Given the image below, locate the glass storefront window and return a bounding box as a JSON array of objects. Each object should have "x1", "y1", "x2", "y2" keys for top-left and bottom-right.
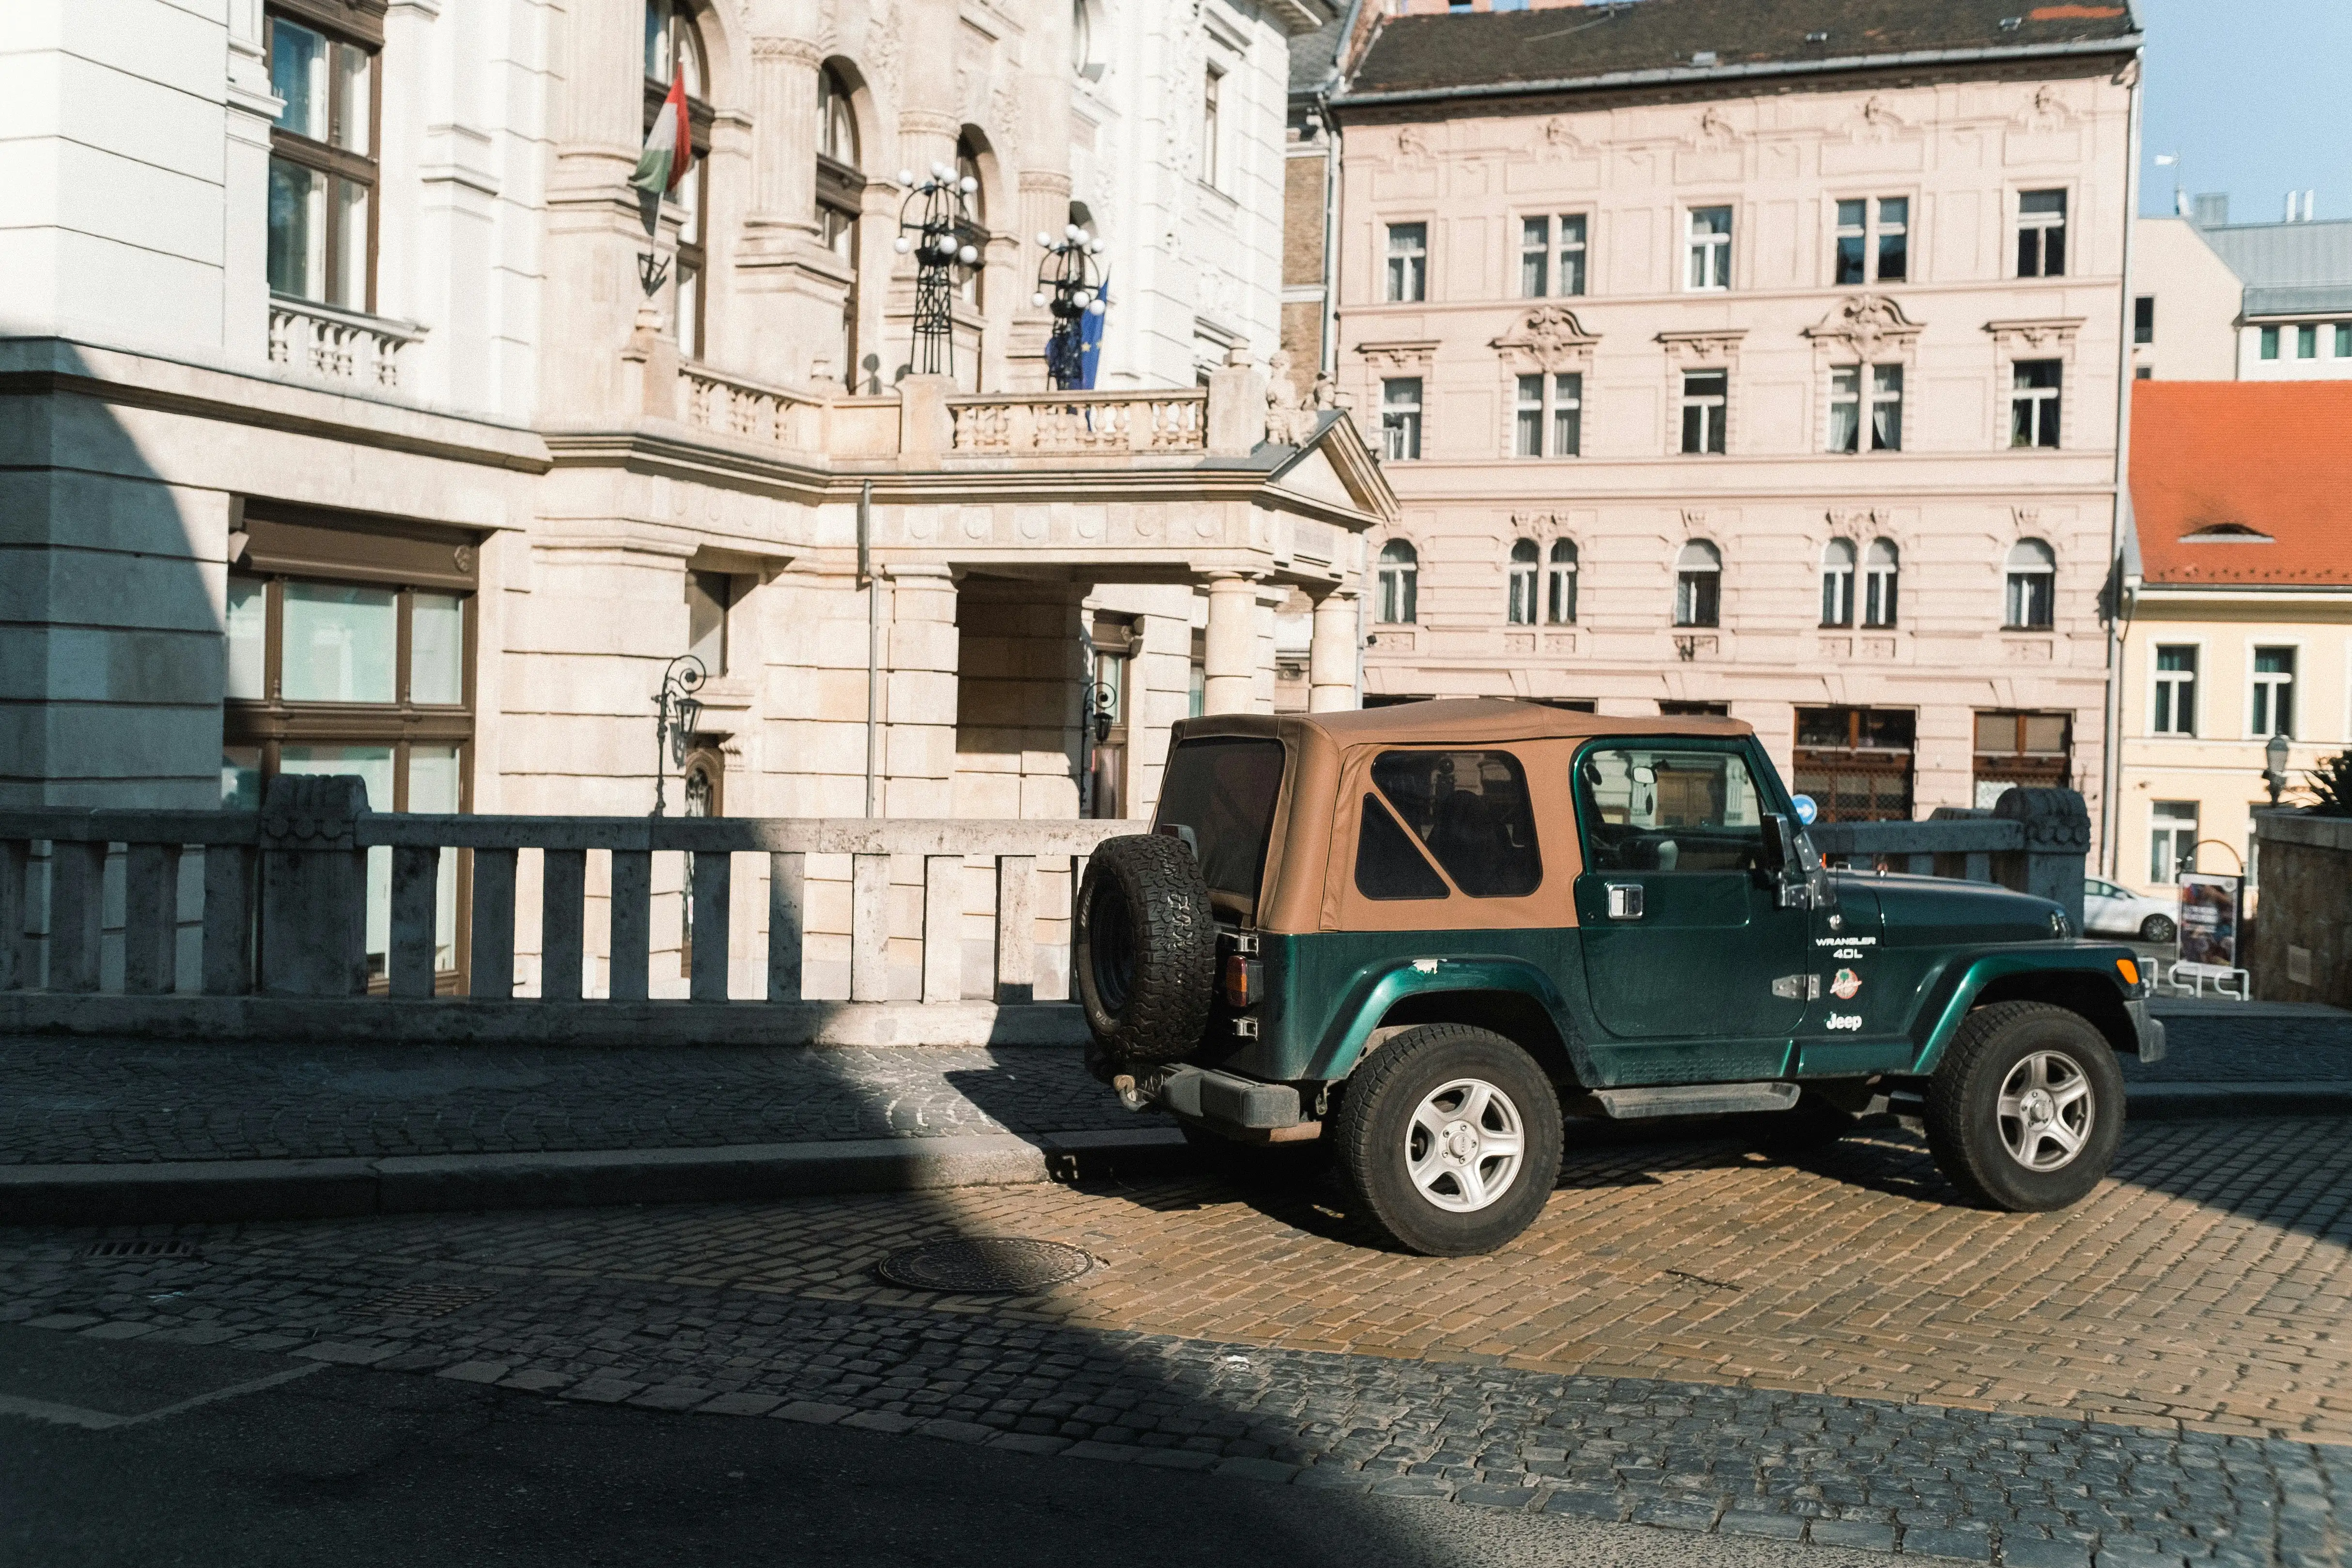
[{"x1": 282, "y1": 582, "x2": 397, "y2": 702}]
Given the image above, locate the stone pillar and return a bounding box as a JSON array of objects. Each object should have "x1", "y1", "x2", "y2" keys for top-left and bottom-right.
[
  {"x1": 746, "y1": 38, "x2": 821, "y2": 251},
  {"x1": 1309, "y1": 590, "x2": 1359, "y2": 712},
  {"x1": 222, "y1": 0, "x2": 278, "y2": 366},
  {"x1": 258, "y1": 775, "x2": 371, "y2": 997},
  {"x1": 880, "y1": 563, "x2": 961, "y2": 819},
  {"x1": 1202, "y1": 573, "x2": 1258, "y2": 715},
  {"x1": 1206, "y1": 347, "x2": 1268, "y2": 455}
]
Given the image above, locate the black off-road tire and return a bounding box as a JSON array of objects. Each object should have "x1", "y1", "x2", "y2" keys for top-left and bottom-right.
[
  {"x1": 1924, "y1": 1001, "x2": 2123, "y2": 1212},
  {"x1": 1073, "y1": 835, "x2": 1216, "y2": 1065},
  {"x1": 1330, "y1": 1025, "x2": 1563, "y2": 1257},
  {"x1": 2139, "y1": 913, "x2": 2177, "y2": 945}
]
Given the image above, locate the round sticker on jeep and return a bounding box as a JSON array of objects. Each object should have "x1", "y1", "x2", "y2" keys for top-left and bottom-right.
[{"x1": 1830, "y1": 968, "x2": 1862, "y2": 1000}]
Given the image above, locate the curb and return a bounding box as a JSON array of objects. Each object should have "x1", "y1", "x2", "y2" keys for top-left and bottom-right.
[
  {"x1": 2120, "y1": 1080, "x2": 2352, "y2": 1119},
  {"x1": 0, "y1": 1127, "x2": 1194, "y2": 1226}
]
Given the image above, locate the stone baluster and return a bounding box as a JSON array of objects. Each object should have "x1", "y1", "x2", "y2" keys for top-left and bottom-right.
[
  {"x1": 389, "y1": 844, "x2": 440, "y2": 999},
  {"x1": 258, "y1": 776, "x2": 370, "y2": 997}
]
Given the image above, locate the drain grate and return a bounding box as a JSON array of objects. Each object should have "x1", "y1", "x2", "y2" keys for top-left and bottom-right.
[
  {"x1": 82, "y1": 1239, "x2": 202, "y2": 1261},
  {"x1": 363, "y1": 1283, "x2": 495, "y2": 1320},
  {"x1": 876, "y1": 1237, "x2": 1094, "y2": 1295}
]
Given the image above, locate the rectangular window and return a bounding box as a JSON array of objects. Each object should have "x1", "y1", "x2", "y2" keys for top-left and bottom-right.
[
  {"x1": 1519, "y1": 218, "x2": 1548, "y2": 299},
  {"x1": 1975, "y1": 710, "x2": 2072, "y2": 806},
  {"x1": 2261, "y1": 325, "x2": 2280, "y2": 360},
  {"x1": 1512, "y1": 373, "x2": 1580, "y2": 457},
  {"x1": 1870, "y1": 363, "x2": 1903, "y2": 451},
  {"x1": 2010, "y1": 359, "x2": 2062, "y2": 448},
  {"x1": 686, "y1": 570, "x2": 733, "y2": 677},
  {"x1": 2152, "y1": 645, "x2": 2198, "y2": 735},
  {"x1": 2337, "y1": 324, "x2": 2351, "y2": 357},
  {"x1": 1685, "y1": 206, "x2": 1732, "y2": 290},
  {"x1": 1381, "y1": 377, "x2": 1422, "y2": 461},
  {"x1": 1558, "y1": 214, "x2": 1588, "y2": 295},
  {"x1": 1577, "y1": 748, "x2": 1764, "y2": 872},
  {"x1": 1385, "y1": 222, "x2": 1427, "y2": 303},
  {"x1": 1680, "y1": 370, "x2": 1727, "y2": 454},
  {"x1": 1835, "y1": 196, "x2": 1908, "y2": 285},
  {"x1": 1828, "y1": 366, "x2": 1860, "y2": 453},
  {"x1": 2150, "y1": 801, "x2": 2198, "y2": 883},
  {"x1": 1369, "y1": 749, "x2": 1542, "y2": 898},
  {"x1": 2016, "y1": 188, "x2": 2067, "y2": 278},
  {"x1": 2300, "y1": 323, "x2": 2319, "y2": 359},
  {"x1": 2134, "y1": 296, "x2": 2155, "y2": 344},
  {"x1": 1201, "y1": 67, "x2": 1222, "y2": 189},
  {"x1": 1792, "y1": 707, "x2": 1917, "y2": 823},
  {"x1": 2252, "y1": 646, "x2": 2296, "y2": 737},
  {"x1": 266, "y1": 8, "x2": 381, "y2": 310}
]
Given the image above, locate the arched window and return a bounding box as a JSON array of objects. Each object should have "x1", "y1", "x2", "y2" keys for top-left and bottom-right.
[
  {"x1": 1820, "y1": 538, "x2": 1856, "y2": 627},
  {"x1": 1674, "y1": 540, "x2": 1721, "y2": 628},
  {"x1": 1506, "y1": 540, "x2": 1539, "y2": 625},
  {"x1": 2004, "y1": 538, "x2": 2055, "y2": 630},
  {"x1": 1377, "y1": 541, "x2": 1418, "y2": 624},
  {"x1": 956, "y1": 135, "x2": 988, "y2": 307},
  {"x1": 644, "y1": 0, "x2": 711, "y2": 358},
  {"x1": 1863, "y1": 538, "x2": 1899, "y2": 628},
  {"x1": 1071, "y1": 0, "x2": 1098, "y2": 78},
  {"x1": 816, "y1": 63, "x2": 864, "y2": 388},
  {"x1": 1546, "y1": 540, "x2": 1578, "y2": 625}
]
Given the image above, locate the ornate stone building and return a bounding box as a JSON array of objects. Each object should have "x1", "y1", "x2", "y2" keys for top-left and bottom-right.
[
  {"x1": 1327, "y1": 1, "x2": 2138, "y2": 831},
  {"x1": 4, "y1": 0, "x2": 1381, "y2": 998}
]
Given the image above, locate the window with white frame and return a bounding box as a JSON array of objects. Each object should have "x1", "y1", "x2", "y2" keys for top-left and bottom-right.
[
  {"x1": 1380, "y1": 377, "x2": 1422, "y2": 460},
  {"x1": 1201, "y1": 66, "x2": 1223, "y2": 189},
  {"x1": 1835, "y1": 197, "x2": 1908, "y2": 285},
  {"x1": 1519, "y1": 214, "x2": 1587, "y2": 297},
  {"x1": 1862, "y1": 538, "x2": 1899, "y2": 628},
  {"x1": 2150, "y1": 800, "x2": 2197, "y2": 883},
  {"x1": 1680, "y1": 370, "x2": 1727, "y2": 454},
  {"x1": 2010, "y1": 359, "x2": 2061, "y2": 448},
  {"x1": 1513, "y1": 373, "x2": 1581, "y2": 457},
  {"x1": 1674, "y1": 540, "x2": 1721, "y2": 627},
  {"x1": 1828, "y1": 364, "x2": 1903, "y2": 452},
  {"x1": 1385, "y1": 223, "x2": 1426, "y2": 302},
  {"x1": 1507, "y1": 540, "x2": 1539, "y2": 625},
  {"x1": 1546, "y1": 540, "x2": 1577, "y2": 624},
  {"x1": 1685, "y1": 206, "x2": 1732, "y2": 290},
  {"x1": 2004, "y1": 538, "x2": 2056, "y2": 630},
  {"x1": 2017, "y1": 189, "x2": 2067, "y2": 278},
  {"x1": 1376, "y1": 540, "x2": 1418, "y2": 623},
  {"x1": 2252, "y1": 646, "x2": 2297, "y2": 737},
  {"x1": 1821, "y1": 539, "x2": 1856, "y2": 626},
  {"x1": 2152, "y1": 645, "x2": 2197, "y2": 735}
]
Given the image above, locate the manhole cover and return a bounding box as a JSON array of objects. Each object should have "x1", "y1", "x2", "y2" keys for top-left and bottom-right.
[
  {"x1": 363, "y1": 1283, "x2": 494, "y2": 1320},
  {"x1": 876, "y1": 1238, "x2": 1094, "y2": 1294},
  {"x1": 82, "y1": 1239, "x2": 202, "y2": 1261}
]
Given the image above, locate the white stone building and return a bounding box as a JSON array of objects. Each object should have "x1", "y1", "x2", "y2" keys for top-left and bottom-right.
[
  {"x1": 1327, "y1": 1, "x2": 2138, "y2": 833},
  {"x1": 2, "y1": 0, "x2": 1382, "y2": 998}
]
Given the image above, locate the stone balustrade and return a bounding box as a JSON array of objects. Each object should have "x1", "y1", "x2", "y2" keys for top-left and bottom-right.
[
  {"x1": 0, "y1": 777, "x2": 1133, "y2": 1044},
  {"x1": 679, "y1": 364, "x2": 826, "y2": 450},
  {"x1": 947, "y1": 390, "x2": 1207, "y2": 456},
  {"x1": 266, "y1": 295, "x2": 427, "y2": 391},
  {"x1": 1808, "y1": 788, "x2": 2089, "y2": 930}
]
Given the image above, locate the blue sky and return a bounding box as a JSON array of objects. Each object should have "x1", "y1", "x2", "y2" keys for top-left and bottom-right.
[{"x1": 2136, "y1": 0, "x2": 2352, "y2": 222}]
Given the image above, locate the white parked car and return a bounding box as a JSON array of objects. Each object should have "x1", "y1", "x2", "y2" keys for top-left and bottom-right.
[{"x1": 2084, "y1": 878, "x2": 2178, "y2": 944}]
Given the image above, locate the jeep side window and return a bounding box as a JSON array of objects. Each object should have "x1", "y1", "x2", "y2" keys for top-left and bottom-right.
[
  {"x1": 1368, "y1": 749, "x2": 1542, "y2": 897},
  {"x1": 1355, "y1": 794, "x2": 1452, "y2": 900},
  {"x1": 1576, "y1": 747, "x2": 1765, "y2": 873}
]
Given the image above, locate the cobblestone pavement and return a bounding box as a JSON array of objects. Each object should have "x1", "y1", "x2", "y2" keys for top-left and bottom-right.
[
  {"x1": 1, "y1": 1005, "x2": 2343, "y2": 1168},
  {"x1": 4, "y1": 1117, "x2": 2347, "y2": 1564},
  {"x1": 0, "y1": 1038, "x2": 1151, "y2": 1165}
]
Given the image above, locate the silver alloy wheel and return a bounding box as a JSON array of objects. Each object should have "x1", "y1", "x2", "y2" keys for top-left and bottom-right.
[
  {"x1": 1405, "y1": 1077, "x2": 1526, "y2": 1212},
  {"x1": 1996, "y1": 1050, "x2": 2095, "y2": 1171}
]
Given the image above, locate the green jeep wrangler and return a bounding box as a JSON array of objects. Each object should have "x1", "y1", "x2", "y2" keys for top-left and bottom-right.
[{"x1": 1074, "y1": 700, "x2": 2164, "y2": 1257}]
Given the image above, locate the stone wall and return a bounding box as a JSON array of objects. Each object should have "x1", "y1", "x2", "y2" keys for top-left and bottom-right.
[{"x1": 2250, "y1": 812, "x2": 2352, "y2": 1007}]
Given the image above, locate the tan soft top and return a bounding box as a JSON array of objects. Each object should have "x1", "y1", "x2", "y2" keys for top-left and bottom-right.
[{"x1": 1165, "y1": 699, "x2": 1754, "y2": 932}]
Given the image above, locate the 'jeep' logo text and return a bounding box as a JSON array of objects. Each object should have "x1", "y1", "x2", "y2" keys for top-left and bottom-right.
[{"x1": 1825, "y1": 1013, "x2": 1863, "y2": 1032}]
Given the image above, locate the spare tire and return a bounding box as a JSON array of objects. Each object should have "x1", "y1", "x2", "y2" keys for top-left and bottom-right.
[{"x1": 1074, "y1": 834, "x2": 1216, "y2": 1064}]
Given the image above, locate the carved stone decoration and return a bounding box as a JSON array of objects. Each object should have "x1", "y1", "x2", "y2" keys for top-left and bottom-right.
[
  {"x1": 1263, "y1": 351, "x2": 1317, "y2": 447},
  {"x1": 1491, "y1": 305, "x2": 1599, "y2": 372},
  {"x1": 1395, "y1": 125, "x2": 1433, "y2": 162},
  {"x1": 1681, "y1": 508, "x2": 1709, "y2": 528},
  {"x1": 1696, "y1": 105, "x2": 1736, "y2": 145},
  {"x1": 1804, "y1": 294, "x2": 1924, "y2": 360},
  {"x1": 2011, "y1": 505, "x2": 2042, "y2": 530},
  {"x1": 1854, "y1": 93, "x2": 1906, "y2": 140},
  {"x1": 1984, "y1": 318, "x2": 2085, "y2": 353},
  {"x1": 2015, "y1": 82, "x2": 2074, "y2": 129},
  {"x1": 1827, "y1": 507, "x2": 1886, "y2": 540},
  {"x1": 1656, "y1": 329, "x2": 1745, "y2": 365},
  {"x1": 991, "y1": 79, "x2": 1023, "y2": 167},
  {"x1": 1542, "y1": 116, "x2": 1583, "y2": 151},
  {"x1": 865, "y1": 2, "x2": 901, "y2": 102},
  {"x1": 1354, "y1": 340, "x2": 1438, "y2": 373}
]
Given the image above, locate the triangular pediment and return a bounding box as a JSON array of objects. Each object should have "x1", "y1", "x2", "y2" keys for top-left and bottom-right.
[
  {"x1": 1271, "y1": 443, "x2": 1353, "y2": 509},
  {"x1": 1260, "y1": 410, "x2": 1399, "y2": 526}
]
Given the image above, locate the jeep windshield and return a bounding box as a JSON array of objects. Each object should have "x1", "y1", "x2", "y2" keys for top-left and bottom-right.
[{"x1": 1151, "y1": 736, "x2": 1286, "y2": 913}]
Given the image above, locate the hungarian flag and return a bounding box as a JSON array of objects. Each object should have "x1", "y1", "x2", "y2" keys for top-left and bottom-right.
[{"x1": 632, "y1": 70, "x2": 691, "y2": 198}]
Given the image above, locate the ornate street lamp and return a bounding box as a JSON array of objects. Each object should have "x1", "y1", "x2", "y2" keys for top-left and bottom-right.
[
  {"x1": 1031, "y1": 225, "x2": 1106, "y2": 391},
  {"x1": 2263, "y1": 732, "x2": 2292, "y2": 807},
  {"x1": 651, "y1": 653, "x2": 708, "y2": 817},
  {"x1": 893, "y1": 164, "x2": 985, "y2": 378}
]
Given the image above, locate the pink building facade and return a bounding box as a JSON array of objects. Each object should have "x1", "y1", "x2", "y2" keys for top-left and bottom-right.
[{"x1": 1330, "y1": 5, "x2": 2138, "y2": 827}]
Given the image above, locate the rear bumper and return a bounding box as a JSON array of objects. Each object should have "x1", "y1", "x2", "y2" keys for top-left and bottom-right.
[
  {"x1": 1156, "y1": 1065, "x2": 1313, "y2": 1139},
  {"x1": 2127, "y1": 996, "x2": 2167, "y2": 1063}
]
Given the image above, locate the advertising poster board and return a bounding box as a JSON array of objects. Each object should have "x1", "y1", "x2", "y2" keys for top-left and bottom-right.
[{"x1": 2175, "y1": 872, "x2": 2242, "y2": 973}]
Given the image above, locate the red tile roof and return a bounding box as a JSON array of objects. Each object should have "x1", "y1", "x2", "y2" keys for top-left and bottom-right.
[{"x1": 2131, "y1": 381, "x2": 2352, "y2": 588}]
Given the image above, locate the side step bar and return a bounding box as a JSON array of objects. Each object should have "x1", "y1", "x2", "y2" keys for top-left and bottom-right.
[{"x1": 1593, "y1": 1082, "x2": 1801, "y2": 1120}]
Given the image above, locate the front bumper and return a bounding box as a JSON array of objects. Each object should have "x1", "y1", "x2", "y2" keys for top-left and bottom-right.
[{"x1": 2127, "y1": 995, "x2": 2167, "y2": 1063}]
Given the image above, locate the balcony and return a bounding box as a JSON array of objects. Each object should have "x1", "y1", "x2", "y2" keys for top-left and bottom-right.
[{"x1": 267, "y1": 294, "x2": 428, "y2": 392}]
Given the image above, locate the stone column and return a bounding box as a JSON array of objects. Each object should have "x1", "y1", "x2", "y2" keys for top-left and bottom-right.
[
  {"x1": 1309, "y1": 590, "x2": 1359, "y2": 712},
  {"x1": 1202, "y1": 573, "x2": 1258, "y2": 715},
  {"x1": 746, "y1": 37, "x2": 822, "y2": 253}
]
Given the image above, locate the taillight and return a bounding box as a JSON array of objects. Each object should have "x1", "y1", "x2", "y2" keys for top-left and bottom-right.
[{"x1": 1222, "y1": 956, "x2": 1262, "y2": 1009}]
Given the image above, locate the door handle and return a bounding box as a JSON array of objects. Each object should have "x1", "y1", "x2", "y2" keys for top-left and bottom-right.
[{"x1": 1605, "y1": 883, "x2": 1644, "y2": 921}]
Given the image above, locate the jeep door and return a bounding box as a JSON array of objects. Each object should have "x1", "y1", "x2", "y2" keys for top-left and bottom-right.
[{"x1": 1570, "y1": 739, "x2": 1807, "y2": 1067}]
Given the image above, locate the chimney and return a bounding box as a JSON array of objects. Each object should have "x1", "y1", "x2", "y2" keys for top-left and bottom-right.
[{"x1": 2191, "y1": 192, "x2": 2229, "y2": 229}]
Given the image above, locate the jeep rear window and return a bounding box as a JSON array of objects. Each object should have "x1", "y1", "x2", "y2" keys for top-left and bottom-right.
[
  {"x1": 1369, "y1": 750, "x2": 1542, "y2": 897},
  {"x1": 1153, "y1": 737, "x2": 1287, "y2": 903}
]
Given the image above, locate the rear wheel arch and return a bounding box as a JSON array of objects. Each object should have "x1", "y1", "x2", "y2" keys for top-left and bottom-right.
[{"x1": 1368, "y1": 988, "x2": 1587, "y2": 1090}]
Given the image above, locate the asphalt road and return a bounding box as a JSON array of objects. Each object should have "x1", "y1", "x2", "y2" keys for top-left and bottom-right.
[{"x1": 0, "y1": 1323, "x2": 1931, "y2": 1568}]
